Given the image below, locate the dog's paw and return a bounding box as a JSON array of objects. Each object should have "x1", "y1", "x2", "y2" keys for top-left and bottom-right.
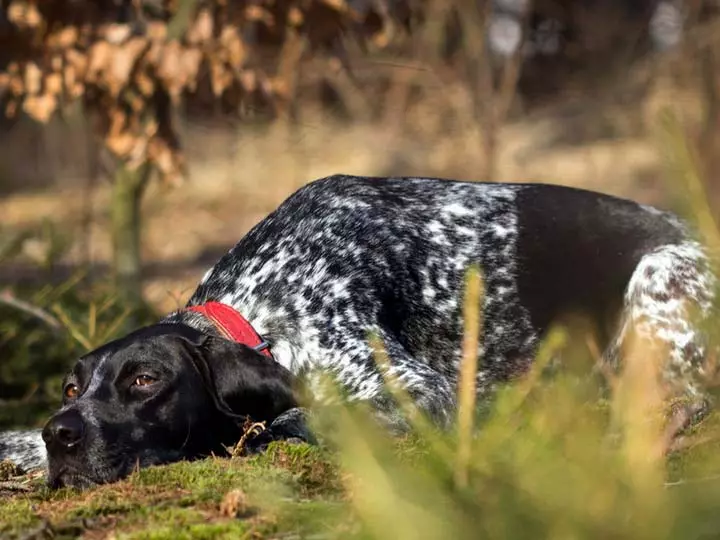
[
  {"x1": 243, "y1": 408, "x2": 316, "y2": 455},
  {"x1": 268, "y1": 408, "x2": 317, "y2": 444}
]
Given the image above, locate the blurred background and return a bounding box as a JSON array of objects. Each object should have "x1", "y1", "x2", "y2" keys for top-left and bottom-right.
[{"x1": 0, "y1": 0, "x2": 719, "y2": 428}]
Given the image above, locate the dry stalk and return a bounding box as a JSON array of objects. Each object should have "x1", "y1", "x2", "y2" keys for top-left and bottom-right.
[
  {"x1": 231, "y1": 418, "x2": 267, "y2": 458},
  {"x1": 454, "y1": 264, "x2": 484, "y2": 489}
]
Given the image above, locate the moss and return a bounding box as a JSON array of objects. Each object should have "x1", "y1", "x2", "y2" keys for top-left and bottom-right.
[
  {"x1": 119, "y1": 520, "x2": 251, "y2": 540},
  {"x1": 0, "y1": 498, "x2": 42, "y2": 537},
  {"x1": 0, "y1": 449, "x2": 351, "y2": 539},
  {"x1": 249, "y1": 441, "x2": 343, "y2": 498}
]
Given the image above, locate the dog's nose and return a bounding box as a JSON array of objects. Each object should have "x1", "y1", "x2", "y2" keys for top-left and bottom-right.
[{"x1": 42, "y1": 409, "x2": 85, "y2": 449}]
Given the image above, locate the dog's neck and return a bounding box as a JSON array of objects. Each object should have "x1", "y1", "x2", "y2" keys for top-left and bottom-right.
[
  {"x1": 162, "y1": 305, "x2": 272, "y2": 359},
  {"x1": 161, "y1": 309, "x2": 223, "y2": 337}
]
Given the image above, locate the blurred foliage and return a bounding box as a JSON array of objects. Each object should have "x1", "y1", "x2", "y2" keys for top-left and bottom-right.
[
  {"x1": 5, "y1": 270, "x2": 720, "y2": 538},
  {"x1": 0, "y1": 220, "x2": 157, "y2": 429},
  {"x1": 0, "y1": 0, "x2": 406, "y2": 183},
  {"x1": 308, "y1": 337, "x2": 720, "y2": 540}
]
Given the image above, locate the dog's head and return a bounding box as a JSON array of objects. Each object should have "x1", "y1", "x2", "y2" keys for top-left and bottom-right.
[{"x1": 42, "y1": 323, "x2": 297, "y2": 489}]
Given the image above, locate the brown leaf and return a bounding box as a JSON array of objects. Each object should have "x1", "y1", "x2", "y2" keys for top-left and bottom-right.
[
  {"x1": 157, "y1": 40, "x2": 182, "y2": 79},
  {"x1": 70, "y1": 82, "x2": 84, "y2": 99},
  {"x1": 134, "y1": 70, "x2": 155, "y2": 97},
  {"x1": 219, "y1": 489, "x2": 249, "y2": 518},
  {"x1": 9, "y1": 75, "x2": 24, "y2": 95},
  {"x1": 146, "y1": 21, "x2": 168, "y2": 42},
  {"x1": 102, "y1": 23, "x2": 133, "y2": 45},
  {"x1": 129, "y1": 94, "x2": 145, "y2": 113},
  {"x1": 319, "y1": 0, "x2": 350, "y2": 12},
  {"x1": 146, "y1": 131, "x2": 185, "y2": 186},
  {"x1": 187, "y1": 9, "x2": 214, "y2": 44},
  {"x1": 7, "y1": 1, "x2": 43, "y2": 29},
  {"x1": 50, "y1": 55, "x2": 63, "y2": 72},
  {"x1": 149, "y1": 137, "x2": 174, "y2": 173},
  {"x1": 65, "y1": 50, "x2": 88, "y2": 80},
  {"x1": 106, "y1": 131, "x2": 136, "y2": 157},
  {"x1": 270, "y1": 77, "x2": 289, "y2": 99},
  {"x1": 24, "y1": 62, "x2": 43, "y2": 95},
  {"x1": 23, "y1": 93, "x2": 57, "y2": 123},
  {"x1": 238, "y1": 70, "x2": 257, "y2": 93},
  {"x1": 48, "y1": 27, "x2": 79, "y2": 49},
  {"x1": 258, "y1": 76, "x2": 274, "y2": 98},
  {"x1": 372, "y1": 29, "x2": 391, "y2": 49},
  {"x1": 123, "y1": 121, "x2": 158, "y2": 169},
  {"x1": 220, "y1": 27, "x2": 245, "y2": 69},
  {"x1": 244, "y1": 5, "x2": 273, "y2": 26},
  {"x1": 145, "y1": 41, "x2": 164, "y2": 66},
  {"x1": 289, "y1": 6, "x2": 304, "y2": 26},
  {"x1": 181, "y1": 48, "x2": 203, "y2": 92},
  {"x1": 143, "y1": 119, "x2": 159, "y2": 138},
  {"x1": 108, "y1": 37, "x2": 148, "y2": 96},
  {"x1": 109, "y1": 108, "x2": 128, "y2": 136},
  {"x1": 6, "y1": 2, "x2": 24, "y2": 25},
  {"x1": 87, "y1": 42, "x2": 114, "y2": 82},
  {"x1": 44, "y1": 72, "x2": 63, "y2": 96},
  {"x1": 158, "y1": 41, "x2": 188, "y2": 101}
]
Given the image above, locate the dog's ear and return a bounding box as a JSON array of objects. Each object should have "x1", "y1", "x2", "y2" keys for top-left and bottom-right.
[{"x1": 182, "y1": 335, "x2": 298, "y2": 423}]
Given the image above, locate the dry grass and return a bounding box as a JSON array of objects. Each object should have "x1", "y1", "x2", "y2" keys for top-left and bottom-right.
[{"x1": 0, "y1": 98, "x2": 682, "y2": 314}]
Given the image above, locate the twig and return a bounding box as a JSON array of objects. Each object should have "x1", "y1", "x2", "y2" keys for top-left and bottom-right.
[
  {"x1": 230, "y1": 419, "x2": 267, "y2": 458},
  {"x1": 665, "y1": 473, "x2": 720, "y2": 488},
  {"x1": 0, "y1": 289, "x2": 62, "y2": 332},
  {"x1": 0, "y1": 481, "x2": 32, "y2": 492}
]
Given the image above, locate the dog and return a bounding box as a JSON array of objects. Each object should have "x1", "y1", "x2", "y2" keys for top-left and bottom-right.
[{"x1": 0, "y1": 175, "x2": 716, "y2": 488}]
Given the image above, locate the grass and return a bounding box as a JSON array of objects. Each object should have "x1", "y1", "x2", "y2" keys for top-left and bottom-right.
[
  {"x1": 5, "y1": 313, "x2": 720, "y2": 539},
  {"x1": 0, "y1": 442, "x2": 352, "y2": 539}
]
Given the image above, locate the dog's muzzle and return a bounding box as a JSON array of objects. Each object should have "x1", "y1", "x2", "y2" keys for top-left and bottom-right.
[{"x1": 42, "y1": 409, "x2": 85, "y2": 452}]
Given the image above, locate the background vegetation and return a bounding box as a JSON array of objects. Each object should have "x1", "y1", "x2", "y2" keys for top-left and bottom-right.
[{"x1": 3, "y1": 0, "x2": 720, "y2": 538}]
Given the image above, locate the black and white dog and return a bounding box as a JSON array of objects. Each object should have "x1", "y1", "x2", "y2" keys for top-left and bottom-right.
[{"x1": 0, "y1": 175, "x2": 716, "y2": 488}]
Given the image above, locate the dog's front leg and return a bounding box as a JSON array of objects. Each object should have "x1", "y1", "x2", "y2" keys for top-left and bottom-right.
[
  {"x1": 243, "y1": 407, "x2": 317, "y2": 454},
  {"x1": 0, "y1": 429, "x2": 47, "y2": 472}
]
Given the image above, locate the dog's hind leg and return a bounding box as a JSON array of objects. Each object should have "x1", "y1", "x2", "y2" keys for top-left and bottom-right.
[
  {"x1": 609, "y1": 241, "x2": 717, "y2": 421},
  {"x1": 358, "y1": 329, "x2": 458, "y2": 433}
]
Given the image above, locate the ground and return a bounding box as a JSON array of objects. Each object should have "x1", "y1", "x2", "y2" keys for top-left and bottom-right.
[{"x1": 0, "y1": 441, "x2": 351, "y2": 540}]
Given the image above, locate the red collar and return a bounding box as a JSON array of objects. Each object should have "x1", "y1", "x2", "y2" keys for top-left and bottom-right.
[{"x1": 186, "y1": 301, "x2": 272, "y2": 358}]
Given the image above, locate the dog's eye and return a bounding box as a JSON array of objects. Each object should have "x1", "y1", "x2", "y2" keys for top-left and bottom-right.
[
  {"x1": 64, "y1": 384, "x2": 79, "y2": 399},
  {"x1": 132, "y1": 374, "x2": 157, "y2": 387}
]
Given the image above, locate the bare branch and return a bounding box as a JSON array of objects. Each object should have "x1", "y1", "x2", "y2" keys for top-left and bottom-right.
[{"x1": 0, "y1": 288, "x2": 63, "y2": 332}]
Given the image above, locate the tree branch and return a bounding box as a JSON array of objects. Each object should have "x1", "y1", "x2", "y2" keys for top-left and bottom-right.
[{"x1": 0, "y1": 288, "x2": 63, "y2": 332}]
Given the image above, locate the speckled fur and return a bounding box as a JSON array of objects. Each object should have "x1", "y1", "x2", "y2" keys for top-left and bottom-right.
[
  {"x1": 162, "y1": 175, "x2": 714, "y2": 424},
  {"x1": 163, "y1": 176, "x2": 538, "y2": 426},
  {"x1": 0, "y1": 430, "x2": 47, "y2": 471},
  {"x1": 612, "y1": 241, "x2": 717, "y2": 396}
]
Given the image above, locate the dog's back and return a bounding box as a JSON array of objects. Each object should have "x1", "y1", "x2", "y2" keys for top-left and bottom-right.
[
  {"x1": 513, "y1": 183, "x2": 687, "y2": 337},
  {"x1": 181, "y1": 175, "x2": 710, "y2": 405}
]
